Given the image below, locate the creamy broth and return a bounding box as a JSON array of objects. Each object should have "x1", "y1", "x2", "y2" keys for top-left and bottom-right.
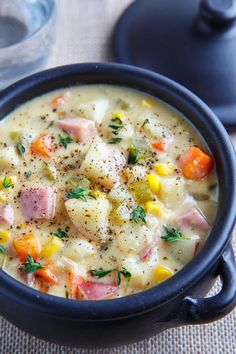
[{"x1": 0, "y1": 85, "x2": 217, "y2": 299}]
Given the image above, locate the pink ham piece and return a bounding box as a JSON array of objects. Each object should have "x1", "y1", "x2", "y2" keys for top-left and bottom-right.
[
  {"x1": 176, "y1": 208, "x2": 210, "y2": 231},
  {"x1": 21, "y1": 187, "x2": 56, "y2": 221},
  {"x1": 139, "y1": 233, "x2": 160, "y2": 262},
  {"x1": 78, "y1": 281, "x2": 119, "y2": 300},
  {"x1": 56, "y1": 117, "x2": 97, "y2": 143},
  {"x1": 0, "y1": 204, "x2": 14, "y2": 226}
]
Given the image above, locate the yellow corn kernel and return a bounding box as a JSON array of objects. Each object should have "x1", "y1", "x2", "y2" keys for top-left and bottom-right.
[
  {"x1": 0, "y1": 176, "x2": 17, "y2": 189},
  {"x1": 146, "y1": 174, "x2": 160, "y2": 195},
  {"x1": 155, "y1": 163, "x2": 174, "y2": 176},
  {"x1": 0, "y1": 191, "x2": 7, "y2": 204},
  {"x1": 153, "y1": 265, "x2": 174, "y2": 283},
  {"x1": 0, "y1": 230, "x2": 10, "y2": 244},
  {"x1": 41, "y1": 237, "x2": 64, "y2": 258},
  {"x1": 92, "y1": 190, "x2": 106, "y2": 198},
  {"x1": 113, "y1": 112, "x2": 124, "y2": 120},
  {"x1": 142, "y1": 99, "x2": 155, "y2": 108},
  {"x1": 145, "y1": 201, "x2": 165, "y2": 217}
]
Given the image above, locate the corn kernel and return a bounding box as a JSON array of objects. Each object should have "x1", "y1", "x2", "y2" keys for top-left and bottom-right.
[
  {"x1": 41, "y1": 237, "x2": 64, "y2": 258},
  {"x1": 155, "y1": 163, "x2": 174, "y2": 176},
  {"x1": 145, "y1": 201, "x2": 165, "y2": 217},
  {"x1": 0, "y1": 176, "x2": 17, "y2": 190},
  {"x1": 0, "y1": 230, "x2": 10, "y2": 244},
  {"x1": 142, "y1": 99, "x2": 155, "y2": 108},
  {"x1": 92, "y1": 190, "x2": 106, "y2": 198},
  {"x1": 113, "y1": 112, "x2": 124, "y2": 120},
  {"x1": 153, "y1": 265, "x2": 174, "y2": 283},
  {"x1": 0, "y1": 191, "x2": 7, "y2": 204},
  {"x1": 146, "y1": 174, "x2": 160, "y2": 195}
]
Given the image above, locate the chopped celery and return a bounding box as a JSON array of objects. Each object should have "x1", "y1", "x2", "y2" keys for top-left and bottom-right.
[
  {"x1": 110, "y1": 203, "x2": 130, "y2": 224},
  {"x1": 117, "y1": 99, "x2": 131, "y2": 110},
  {"x1": 67, "y1": 175, "x2": 90, "y2": 189},
  {"x1": 130, "y1": 180, "x2": 153, "y2": 204},
  {"x1": 44, "y1": 162, "x2": 57, "y2": 181},
  {"x1": 9, "y1": 131, "x2": 23, "y2": 142}
]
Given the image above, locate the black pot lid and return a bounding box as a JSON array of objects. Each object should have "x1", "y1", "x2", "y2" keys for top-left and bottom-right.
[{"x1": 113, "y1": 0, "x2": 236, "y2": 129}]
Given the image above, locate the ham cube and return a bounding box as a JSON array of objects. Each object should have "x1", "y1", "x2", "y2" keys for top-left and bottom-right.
[
  {"x1": 21, "y1": 187, "x2": 56, "y2": 221},
  {"x1": 0, "y1": 204, "x2": 14, "y2": 226},
  {"x1": 56, "y1": 117, "x2": 97, "y2": 143},
  {"x1": 78, "y1": 281, "x2": 119, "y2": 300},
  {"x1": 176, "y1": 208, "x2": 210, "y2": 231}
]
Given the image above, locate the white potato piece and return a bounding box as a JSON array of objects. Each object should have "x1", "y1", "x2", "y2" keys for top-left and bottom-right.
[
  {"x1": 121, "y1": 255, "x2": 153, "y2": 288},
  {"x1": 108, "y1": 183, "x2": 134, "y2": 205},
  {"x1": 80, "y1": 135, "x2": 118, "y2": 189},
  {"x1": 164, "y1": 237, "x2": 200, "y2": 265},
  {"x1": 62, "y1": 239, "x2": 96, "y2": 262},
  {"x1": 77, "y1": 98, "x2": 109, "y2": 124},
  {"x1": 0, "y1": 146, "x2": 19, "y2": 170},
  {"x1": 159, "y1": 177, "x2": 186, "y2": 209},
  {"x1": 65, "y1": 195, "x2": 111, "y2": 242}
]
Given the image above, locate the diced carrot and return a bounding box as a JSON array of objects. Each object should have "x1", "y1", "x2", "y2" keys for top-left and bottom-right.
[
  {"x1": 67, "y1": 269, "x2": 85, "y2": 299},
  {"x1": 152, "y1": 138, "x2": 171, "y2": 152},
  {"x1": 51, "y1": 94, "x2": 67, "y2": 106},
  {"x1": 179, "y1": 147, "x2": 214, "y2": 180},
  {"x1": 36, "y1": 267, "x2": 58, "y2": 285},
  {"x1": 31, "y1": 134, "x2": 55, "y2": 158},
  {"x1": 13, "y1": 233, "x2": 41, "y2": 262}
]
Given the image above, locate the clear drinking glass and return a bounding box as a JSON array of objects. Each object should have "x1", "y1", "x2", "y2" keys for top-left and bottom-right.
[{"x1": 0, "y1": 0, "x2": 57, "y2": 89}]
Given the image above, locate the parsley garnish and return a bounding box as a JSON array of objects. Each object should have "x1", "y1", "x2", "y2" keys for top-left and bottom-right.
[
  {"x1": 46, "y1": 121, "x2": 54, "y2": 129},
  {"x1": 130, "y1": 206, "x2": 147, "y2": 225},
  {"x1": 2, "y1": 177, "x2": 13, "y2": 188},
  {"x1": 128, "y1": 145, "x2": 139, "y2": 164},
  {"x1": 108, "y1": 137, "x2": 122, "y2": 144},
  {"x1": 161, "y1": 226, "x2": 184, "y2": 243},
  {"x1": 90, "y1": 269, "x2": 112, "y2": 278},
  {"x1": 142, "y1": 118, "x2": 149, "y2": 127},
  {"x1": 58, "y1": 134, "x2": 73, "y2": 149},
  {"x1": 22, "y1": 255, "x2": 45, "y2": 273},
  {"x1": 65, "y1": 289, "x2": 69, "y2": 298},
  {"x1": 24, "y1": 171, "x2": 32, "y2": 179},
  {"x1": 0, "y1": 245, "x2": 6, "y2": 253},
  {"x1": 54, "y1": 229, "x2": 69, "y2": 239},
  {"x1": 109, "y1": 116, "x2": 124, "y2": 135},
  {"x1": 66, "y1": 188, "x2": 97, "y2": 201},
  {"x1": 17, "y1": 143, "x2": 26, "y2": 158},
  {"x1": 90, "y1": 267, "x2": 132, "y2": 285}
]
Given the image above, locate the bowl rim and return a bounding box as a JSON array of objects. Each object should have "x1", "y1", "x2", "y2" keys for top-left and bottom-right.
[{"x1": 0, "y1": 62, "x2": 235, "y2": 321}]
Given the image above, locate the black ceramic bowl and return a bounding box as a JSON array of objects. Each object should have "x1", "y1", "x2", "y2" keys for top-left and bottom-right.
[{"x1": 0, "y1": 63, "x2": 235, "y2": 349}]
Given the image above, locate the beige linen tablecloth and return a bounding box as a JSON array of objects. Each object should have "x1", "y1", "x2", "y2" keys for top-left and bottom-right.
[{"x1": 1, "y1": 1, "x2": 236, "y2": 353}]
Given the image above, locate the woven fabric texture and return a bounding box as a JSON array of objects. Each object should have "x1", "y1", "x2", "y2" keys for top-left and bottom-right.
[{"x1": 0, "y1": 0, "x2": 236, "y2": 353}]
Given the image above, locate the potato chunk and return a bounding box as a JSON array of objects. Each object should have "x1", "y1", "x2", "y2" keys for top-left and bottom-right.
[
  {"x1": 80, "y1": 136, "x2": 117, "y2": 189},
  {"x1": 159, "y1": 177, "x2": 186, "y2": 209},
  {"x1": 0, "y1": 146, "x2": 19, "y2": 170},
  {"x1": 65, "y1": 195, "x2": 111, "y2": 242}
]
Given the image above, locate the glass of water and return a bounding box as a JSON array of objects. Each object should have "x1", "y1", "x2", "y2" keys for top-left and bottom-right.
[{"x1": 0, "y1": 0, "x2": 57, "y2": 89}]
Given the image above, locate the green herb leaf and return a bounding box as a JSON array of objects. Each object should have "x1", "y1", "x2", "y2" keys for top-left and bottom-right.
[
  {"x1": 54, "y1": 229, "x2": 69, "y2": 239},
  {"x1": 117, "y1": 270, "x2": 121, "y2": 285},
  {"x1": 130, "y1": 206, "x2": 147, "y2": 225},
  {"x1": 24, "y1": 171, "x2": 32, "y2": 179},
  {"x1": 2, "y1": 177, "x2": 13, "y2": 188},
  {"x1": 142, "y1": 118, "x2": 149, "y2": 127},
  {"x1": 90, "y1": 269, "x2": 112, "y2": 278},
  {"x1": 58, "y1": 134, "x2": 73, "y2": 149},
  {"x1": 120, "y1": 267, "x2": 132, "y2": 281},
  {"x1": 46, "y1": 121, "x2": 54, "y2": 129},
  {"x1": 0, "y1": 245, "x2": 6, "y2": 254},
  {"x1": 17, "y1": 143, "x2": 26, "y2": 158},
  {"x1": 108, "y1": 116, "x2": 124, "y2": 135},
  {"x1": 108, "y1": 137, "x2": 123, "y2": 144},
  {"x1": 65, "y1": 289, "x2": 69, "y2": 298},
  {"x1": 161, "y1": 226, "x2": 184, "y2": 243},
  {"x1": 66, "y1": 188, "x2": 97, "y2": 201},
  {"x1": 128, "y1": 145, "x2": 139, "y2": 164},
  {"x1": 22, "y1": 255, "x2": 45, "y2": 274}
]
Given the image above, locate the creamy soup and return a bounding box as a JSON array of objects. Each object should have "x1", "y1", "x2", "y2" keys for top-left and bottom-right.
[{"x1": 0, "y1": 85, "x2": 217, "y2": 300}]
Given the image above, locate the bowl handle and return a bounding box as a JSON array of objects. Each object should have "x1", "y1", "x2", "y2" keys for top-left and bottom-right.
[{"x1": 183, "y1": 243, "x2": 236, "y2": 324}]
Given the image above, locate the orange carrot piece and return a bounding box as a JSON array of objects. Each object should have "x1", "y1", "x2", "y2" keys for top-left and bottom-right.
[
  {"x1": 51, "y1": 94, "x2": 67, "y2": 106},
  {"x1": 179, "y1": 147, "x2": 214, "y2": 180},
  {"x1": 31, "y1": 134, "x2": 55, "y2": 157},
  {"x1": 152, "y1": 138, "x2": 170, "y2": 152},
  {"x1": 36, "y1": 267, "x2": 58, "y2": 285},
  {"x1": 67, "y1": 269, "x2": 85, "y2": 299},
  {"x1": 13, "y1": 233, "x2": 41, "y2": 262}
]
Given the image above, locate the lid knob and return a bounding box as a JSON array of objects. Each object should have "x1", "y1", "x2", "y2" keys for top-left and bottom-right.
[{"x1": 200, "y1": 0, "x2": 236, "y2": 26}]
